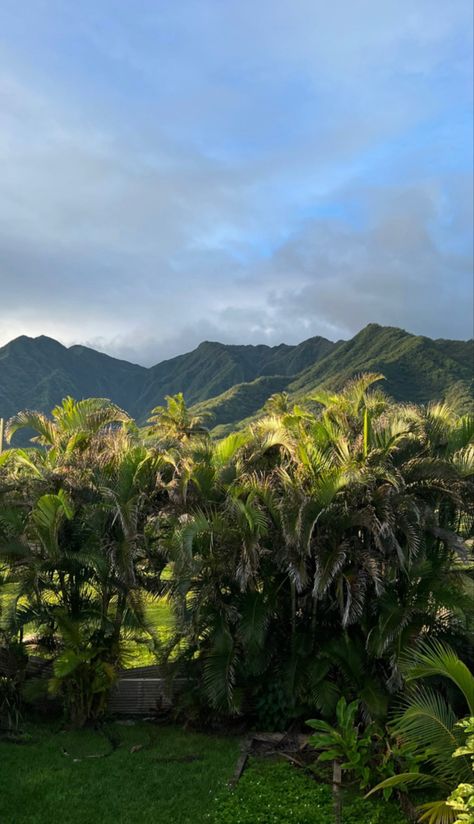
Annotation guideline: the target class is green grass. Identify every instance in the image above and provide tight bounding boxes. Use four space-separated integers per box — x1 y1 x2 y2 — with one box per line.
0 721 239 824
121 594 176 667
208 759 409 824
0 724 411 824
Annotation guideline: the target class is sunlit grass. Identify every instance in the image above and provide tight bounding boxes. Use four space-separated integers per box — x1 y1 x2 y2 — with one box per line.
122 594 176 666
0 586 175 667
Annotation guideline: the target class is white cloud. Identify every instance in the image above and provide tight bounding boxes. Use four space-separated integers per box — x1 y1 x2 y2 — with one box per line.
0 0 471 362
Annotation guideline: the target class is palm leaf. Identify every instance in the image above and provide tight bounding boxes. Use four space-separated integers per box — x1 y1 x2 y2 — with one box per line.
395 685 471 783
401 639 474 715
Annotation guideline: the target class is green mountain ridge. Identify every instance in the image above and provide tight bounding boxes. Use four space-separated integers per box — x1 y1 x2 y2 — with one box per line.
0 324 472 442
194 374 291 430
289 324 474 401
200 324 473 434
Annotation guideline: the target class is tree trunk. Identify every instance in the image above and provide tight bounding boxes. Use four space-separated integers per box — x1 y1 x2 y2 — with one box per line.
290 581 296 636
332 760 342 824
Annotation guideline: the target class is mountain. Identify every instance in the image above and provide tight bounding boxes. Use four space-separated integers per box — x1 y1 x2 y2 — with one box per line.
0 335 147 422
289 324 474 402
138 336 335 414
0 333 335 438
202 324 473 434
0 325 472 443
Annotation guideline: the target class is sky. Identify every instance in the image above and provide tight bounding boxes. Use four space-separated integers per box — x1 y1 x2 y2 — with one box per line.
0 0 472 365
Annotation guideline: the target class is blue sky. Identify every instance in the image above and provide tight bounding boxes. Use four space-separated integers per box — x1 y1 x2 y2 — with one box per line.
0 0 472 363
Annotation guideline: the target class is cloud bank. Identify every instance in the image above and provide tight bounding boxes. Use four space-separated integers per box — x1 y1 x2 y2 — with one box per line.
0 0 472 364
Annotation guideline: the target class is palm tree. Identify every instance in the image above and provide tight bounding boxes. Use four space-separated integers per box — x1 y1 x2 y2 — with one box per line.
263 392 291 417
0 411 164 724
1 378 472 735
5 396 130 457
161 378 473 722
147 393 212 442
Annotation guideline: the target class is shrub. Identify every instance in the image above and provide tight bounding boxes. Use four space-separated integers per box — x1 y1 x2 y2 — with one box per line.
0 675 22 732
446 718 474 824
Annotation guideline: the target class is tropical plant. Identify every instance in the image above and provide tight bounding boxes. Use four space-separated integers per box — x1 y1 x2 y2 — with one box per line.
367 641 474 824
148 393 212 441
0 428 163 724
5 396 130 457
0 675 22 732
0 377 472 741
308 697 373 824
446 718 474 824
159 374 474 725
308 699 373 787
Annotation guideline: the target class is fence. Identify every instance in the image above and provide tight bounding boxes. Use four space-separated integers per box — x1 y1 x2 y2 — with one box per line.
1 656 187 717
109 664 187 715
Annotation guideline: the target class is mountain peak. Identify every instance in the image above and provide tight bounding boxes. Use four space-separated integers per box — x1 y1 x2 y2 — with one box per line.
5 334 66 351
1 326 471 444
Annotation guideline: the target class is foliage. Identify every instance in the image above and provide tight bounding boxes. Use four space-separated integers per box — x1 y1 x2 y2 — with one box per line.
49 640 118 728
447 783 474 824
446 718 474 824
0 400 165 724
1 377 473 738
254 679 294 731
148 392 212 441
368 643 474 823
307 697 373 789
0 675 22 731
164 380 474 721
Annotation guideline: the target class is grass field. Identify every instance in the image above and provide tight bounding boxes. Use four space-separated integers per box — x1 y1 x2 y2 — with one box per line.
122 595 176 666
0 723 409 824
0 721 238 824
209 758 409 824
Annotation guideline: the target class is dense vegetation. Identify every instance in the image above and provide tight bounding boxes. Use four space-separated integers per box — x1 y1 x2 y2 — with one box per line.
1 374 473 822
1 324 472 438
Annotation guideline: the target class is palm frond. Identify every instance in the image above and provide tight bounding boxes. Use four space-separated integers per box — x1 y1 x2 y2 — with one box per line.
401 639 474 715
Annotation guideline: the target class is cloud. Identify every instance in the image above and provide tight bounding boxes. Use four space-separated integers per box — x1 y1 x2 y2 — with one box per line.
266 180 473 341
0 1 472 363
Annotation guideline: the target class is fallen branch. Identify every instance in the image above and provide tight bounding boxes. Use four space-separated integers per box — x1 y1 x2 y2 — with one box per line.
229 736 253 787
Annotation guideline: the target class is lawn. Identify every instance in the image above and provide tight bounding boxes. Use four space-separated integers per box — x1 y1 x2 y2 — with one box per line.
209 758 409 824
122 594 176 666
0 721 238 824
0 722 409 824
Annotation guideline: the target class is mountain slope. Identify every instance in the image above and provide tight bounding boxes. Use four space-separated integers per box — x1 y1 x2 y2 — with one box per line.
0 325 471 444
0 335 147 422
191 325 473 432
193 375 291 427
288 324 474 403
0 333 334 430
136 336 335 414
